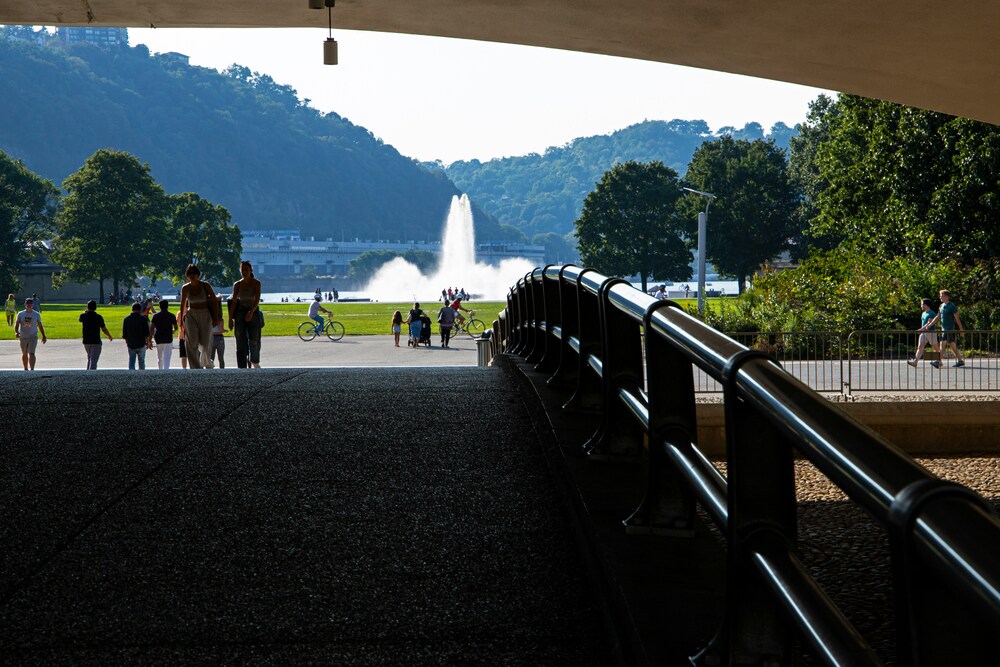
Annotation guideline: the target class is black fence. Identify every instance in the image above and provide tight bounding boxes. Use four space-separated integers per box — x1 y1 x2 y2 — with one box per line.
490 264 1000 666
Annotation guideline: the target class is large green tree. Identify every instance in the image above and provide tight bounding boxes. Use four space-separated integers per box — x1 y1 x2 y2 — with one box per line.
808 95 1000 264
0 150 59 291
787 94 840 256
157 192 242 287
52 149 167 300
682 137 797 292
573 161 691 292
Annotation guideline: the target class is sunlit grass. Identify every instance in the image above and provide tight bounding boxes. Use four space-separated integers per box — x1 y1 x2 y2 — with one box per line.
0 301 509 340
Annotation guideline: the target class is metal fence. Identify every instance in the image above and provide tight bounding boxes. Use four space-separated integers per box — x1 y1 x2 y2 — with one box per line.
845 329 1000 396
495 264 1000 666
688 330 1000 396
696 332 844 394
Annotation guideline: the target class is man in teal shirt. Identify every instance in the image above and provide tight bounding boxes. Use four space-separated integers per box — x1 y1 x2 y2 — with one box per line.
926 289 965 368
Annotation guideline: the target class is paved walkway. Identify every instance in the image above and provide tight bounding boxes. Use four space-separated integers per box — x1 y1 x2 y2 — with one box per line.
0 368 610 664
0 335 477 371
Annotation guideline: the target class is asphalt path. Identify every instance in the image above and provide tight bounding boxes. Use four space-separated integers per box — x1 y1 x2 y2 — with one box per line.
0 335 478 371
0 367 610 664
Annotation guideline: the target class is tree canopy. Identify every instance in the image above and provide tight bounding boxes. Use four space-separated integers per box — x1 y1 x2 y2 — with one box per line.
574 161 691 292
0 150 59 290
52 149 167 298
446 120 795 238
805 95 1000 264
0 35 505 244
681 137 797 292
159 192 242 287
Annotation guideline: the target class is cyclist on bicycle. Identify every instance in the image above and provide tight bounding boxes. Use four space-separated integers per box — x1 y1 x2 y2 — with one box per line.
451 295 469 328
308 294 331 334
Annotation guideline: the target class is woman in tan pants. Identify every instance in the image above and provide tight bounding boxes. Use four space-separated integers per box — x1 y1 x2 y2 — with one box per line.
178 264 222 369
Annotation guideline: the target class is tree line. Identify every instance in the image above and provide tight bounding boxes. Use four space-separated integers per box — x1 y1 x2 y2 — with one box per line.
577 94 1000 333
0 147 241 300
575 135 794 293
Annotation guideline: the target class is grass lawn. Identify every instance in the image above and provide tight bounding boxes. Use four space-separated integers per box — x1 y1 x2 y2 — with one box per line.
0 301 509 340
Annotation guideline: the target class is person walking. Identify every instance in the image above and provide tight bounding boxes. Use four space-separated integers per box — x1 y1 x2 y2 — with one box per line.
5 293 15 326
924 289 965 368
438 300 455 348
907 298 941 367
79 300 113 370
150 300 179 369
14 297 46 370
405 302 424 349
178 264 222 369
122 302 151 370
391 310 403 347
210 298 227 369
230 260 262 368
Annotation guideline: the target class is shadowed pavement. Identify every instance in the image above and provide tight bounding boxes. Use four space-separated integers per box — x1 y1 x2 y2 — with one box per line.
0 368 612 664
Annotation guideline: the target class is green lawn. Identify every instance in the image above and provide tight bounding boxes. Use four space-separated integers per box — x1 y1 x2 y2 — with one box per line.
1 301 509 340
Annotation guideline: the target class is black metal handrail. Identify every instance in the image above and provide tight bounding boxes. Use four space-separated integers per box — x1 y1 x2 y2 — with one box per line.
498 264 1000 666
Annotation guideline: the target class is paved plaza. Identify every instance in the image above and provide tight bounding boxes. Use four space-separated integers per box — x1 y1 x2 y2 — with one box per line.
0 335 478 371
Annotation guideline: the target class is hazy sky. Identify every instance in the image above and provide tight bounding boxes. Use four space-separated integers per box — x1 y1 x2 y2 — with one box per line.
129 28 832 165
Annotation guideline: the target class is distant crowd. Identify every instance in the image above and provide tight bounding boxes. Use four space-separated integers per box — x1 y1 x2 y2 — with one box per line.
11 261 266 371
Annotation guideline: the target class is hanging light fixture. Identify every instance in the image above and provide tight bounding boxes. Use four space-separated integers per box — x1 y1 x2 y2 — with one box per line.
308 0 324 9
323 0 338 65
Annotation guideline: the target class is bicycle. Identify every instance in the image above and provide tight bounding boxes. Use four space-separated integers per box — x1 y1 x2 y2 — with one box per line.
297 317 345 342
452 309 486 338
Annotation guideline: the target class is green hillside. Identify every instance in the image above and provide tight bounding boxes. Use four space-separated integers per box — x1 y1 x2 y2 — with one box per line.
443 119 796 236
0 35 507 242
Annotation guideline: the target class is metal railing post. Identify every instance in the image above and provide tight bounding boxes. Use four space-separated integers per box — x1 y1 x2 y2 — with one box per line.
548 265 581 387
510 272 531 356
564 269 603 413
694 351 797 665
625 299 698 534
525 268 546 364
583 279 644 459
533 265 561 373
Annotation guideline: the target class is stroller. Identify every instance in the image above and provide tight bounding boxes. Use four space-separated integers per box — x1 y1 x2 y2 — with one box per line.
418 315 433 347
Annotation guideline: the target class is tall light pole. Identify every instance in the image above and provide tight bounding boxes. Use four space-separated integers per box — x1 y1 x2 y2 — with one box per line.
682 187 716 316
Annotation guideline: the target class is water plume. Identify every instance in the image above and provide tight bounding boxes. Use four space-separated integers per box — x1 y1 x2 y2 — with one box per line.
363 194 535 302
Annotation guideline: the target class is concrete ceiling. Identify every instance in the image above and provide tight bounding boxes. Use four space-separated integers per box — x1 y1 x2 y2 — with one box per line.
2 1 999 125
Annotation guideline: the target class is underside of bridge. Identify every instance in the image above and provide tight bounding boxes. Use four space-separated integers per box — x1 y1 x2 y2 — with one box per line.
2 1 998 127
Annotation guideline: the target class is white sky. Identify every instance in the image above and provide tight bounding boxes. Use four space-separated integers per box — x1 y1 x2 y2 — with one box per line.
128 28 833 165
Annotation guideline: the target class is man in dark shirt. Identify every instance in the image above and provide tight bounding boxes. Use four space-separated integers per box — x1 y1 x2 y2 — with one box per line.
79 300 113 370
150 300 179 370
122 302 151 370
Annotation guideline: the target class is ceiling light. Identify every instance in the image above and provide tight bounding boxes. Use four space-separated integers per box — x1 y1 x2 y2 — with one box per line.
323 0 338 65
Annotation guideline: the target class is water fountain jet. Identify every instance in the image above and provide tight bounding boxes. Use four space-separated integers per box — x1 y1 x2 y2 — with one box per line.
362 194 535 302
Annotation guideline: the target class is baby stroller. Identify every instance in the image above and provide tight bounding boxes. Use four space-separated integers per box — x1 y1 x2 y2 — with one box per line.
418 315 433 347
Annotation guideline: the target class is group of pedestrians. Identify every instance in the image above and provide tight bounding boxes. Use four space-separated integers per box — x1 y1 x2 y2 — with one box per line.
7 260 265 371
908 289 965 368
397 296 470 349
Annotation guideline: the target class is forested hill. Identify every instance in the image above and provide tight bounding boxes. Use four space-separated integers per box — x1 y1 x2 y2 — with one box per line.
0 36 506 242
442 120 796 236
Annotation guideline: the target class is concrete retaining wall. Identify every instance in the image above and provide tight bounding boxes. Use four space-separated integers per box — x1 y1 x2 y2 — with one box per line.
695 401 1000 457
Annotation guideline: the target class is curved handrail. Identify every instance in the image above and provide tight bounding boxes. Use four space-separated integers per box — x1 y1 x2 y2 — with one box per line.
501 264 1000 666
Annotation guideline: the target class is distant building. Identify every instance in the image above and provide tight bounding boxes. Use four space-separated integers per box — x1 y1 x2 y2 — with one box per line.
240 231 545 278
158 51 190 65
56 26 128 48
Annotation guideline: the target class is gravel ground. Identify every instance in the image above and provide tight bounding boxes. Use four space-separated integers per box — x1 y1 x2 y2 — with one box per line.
705 457 1000 665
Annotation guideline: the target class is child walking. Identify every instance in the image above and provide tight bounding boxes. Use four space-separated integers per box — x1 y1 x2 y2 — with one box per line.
391 310 403 347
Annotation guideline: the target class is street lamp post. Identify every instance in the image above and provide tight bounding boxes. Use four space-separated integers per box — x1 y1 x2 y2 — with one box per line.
682 187 716 316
